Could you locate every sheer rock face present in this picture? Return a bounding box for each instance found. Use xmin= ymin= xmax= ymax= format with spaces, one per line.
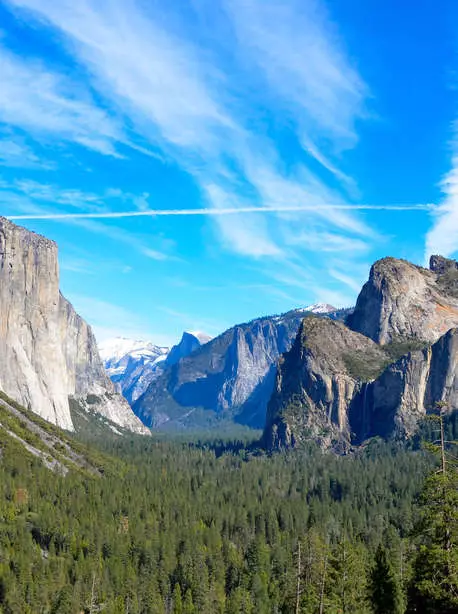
xmin=134 ymin=310 xmax=309 ymax=429
xmin=347 ymin=257 xmax=458 ymax=345
xmin=353 ymin=327 xmax=458 ymax=442
xmin=0 ymin=217 xmax=149 ymax=434
xmin=263 ymin=317 xmax=387 ymax=451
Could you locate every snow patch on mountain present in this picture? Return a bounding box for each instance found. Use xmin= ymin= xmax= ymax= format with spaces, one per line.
xmin=304 ymin=303 xmax=338 ymax=314
xmin=99 ymin=337 xmax=170 ymax=404
xmin=99 ymin=338 xmax=168 ymax=363
xmin=99 ymin=332 xmax=212 ymax=406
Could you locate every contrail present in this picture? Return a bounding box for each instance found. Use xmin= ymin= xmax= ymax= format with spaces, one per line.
xmin=6 ymin=203 xmax=434 ymax=221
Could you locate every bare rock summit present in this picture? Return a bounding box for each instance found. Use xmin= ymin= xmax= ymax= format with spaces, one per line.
xmin=348 ymin=256 xmax=458 ymax=344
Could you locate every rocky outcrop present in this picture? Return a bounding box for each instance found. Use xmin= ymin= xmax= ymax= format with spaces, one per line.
xmin=263 ymin=317 xmax=387 ymax=451
xmin=348 ymin=257 xmax=458 ymax=344
xmin=429 ymin=254 xmax=458 ymax=275
xmin=0 ymin=217 xmax=148 ymax=434
xmin=265 ymin=256 xmax=458 ymax=451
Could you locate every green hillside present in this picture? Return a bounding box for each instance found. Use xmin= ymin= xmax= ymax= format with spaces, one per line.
xmin=0 ymin=395 xmax=457 ymax=613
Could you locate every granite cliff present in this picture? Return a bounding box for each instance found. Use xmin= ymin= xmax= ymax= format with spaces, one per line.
xmin=263 ymin=316 xmax=387 ymax=451
xmin=134 ymin=307 xmax=350 ymax=429
xmin=0 ymin=217 xmax=148 ymax=434
xmin=348 ymin=256 xmax=458 ymax=344
xmin=264 ymin=256 xmax=458 ymax=451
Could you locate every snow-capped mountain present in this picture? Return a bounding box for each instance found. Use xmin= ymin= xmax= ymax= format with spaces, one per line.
xmin=304 ymin=302 xmax=338 ymax=314
xmin=99 ymin=332 xmax=212 ymax=406
xmin=99 ymin=338 xmax=170 ymax=404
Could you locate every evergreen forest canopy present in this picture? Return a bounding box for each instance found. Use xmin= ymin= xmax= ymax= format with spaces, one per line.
xmin=0 ymin=400 xmax=457 ymax=614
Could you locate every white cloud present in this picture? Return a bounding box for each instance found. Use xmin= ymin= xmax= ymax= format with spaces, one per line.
xmin=425 ymin=156 xmax=458 ymax=260
xmin=13 ymin=179 xmax=104 ymax=211
xmin=0 ymin=43 xmax=125 ymax=156
xmin=4 ymin=0 xmax=387 ymax=301
xmin=7 ymin=0 xmax=233 ymax=155
xmin=225 ymin=0 xmax=367 ymax=150
xmin=328 ymin=268 xmax=363 ymax=293
xmin=0 ymin=137 xmax=55 ymax=169
xmin=0 ymin=179 xmax=172 ymax=260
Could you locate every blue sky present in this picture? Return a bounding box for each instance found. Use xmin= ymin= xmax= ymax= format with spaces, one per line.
xmin=1 ymin=0 xmax=458 ymax=345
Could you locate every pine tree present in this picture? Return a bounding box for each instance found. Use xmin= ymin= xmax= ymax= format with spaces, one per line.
xmin=328 ymin=538 xmax=370 ymax=613
xmin=406 ymin=408 xmax=458 ymax=613
xmin=183 ymin=589 xmax=196 ymax=614
xmin=172 ymin=583 xmax=183 ymax=614
xmin=369 ymin=545 xmax=402 ymax=614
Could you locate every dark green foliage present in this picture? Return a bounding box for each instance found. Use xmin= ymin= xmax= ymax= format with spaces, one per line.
xmin=343 ymin=352 xmax=387 ymax=381
xmin=343 ymin=338 xmax=430 ymax=382
xmin=369 ymin=545 xmax=402 ymax=614
xmin=406 ymin=413 xmax=458 ymax=613
xmin=3 ymin=392 xmax=454 ymax=613
xmin=0 ymin=421 xmax=433 ymax=613
xmin=436 ymin=268 xmax=458 ymax=298
xmin=383 ymin=338 xmax=430 ymax=362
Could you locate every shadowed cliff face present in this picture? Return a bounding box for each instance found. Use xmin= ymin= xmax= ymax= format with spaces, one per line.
xmin=263 ymin=317 xmax=387 ymax=451
xmin=351 ymin=327 xmax=458 ymax=443
xmin=264 ymin=256 xmax=458 ymax=451
xmin=0 ymin=217 xmax=149 ymax=435
xmin=134 ymin=310 xmax=315 ymax=429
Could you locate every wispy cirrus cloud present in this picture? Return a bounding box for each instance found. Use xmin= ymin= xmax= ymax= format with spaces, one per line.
xmin=328 ymin=268 xmax=365 ymax=293
xmin=0 ymin=178 xmax=172 ymax=260
xmin=4 ymin=0 xmax=379 ymax=296
xmin=0 ymin=42 xmax=126 ymax=157
xmin=225 ymin=0 xmax=367 ymax=150
xmin=0 ymin=137 xmax=55 ymax=169
xmin=6 ymin=0 xmax=233 ymax=156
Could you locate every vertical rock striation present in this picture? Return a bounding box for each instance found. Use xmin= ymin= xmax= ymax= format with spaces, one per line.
xmin=0 ymin=217 xmax=149 ymax=434
xmin=263 ymin=317 xmax=387 ymax=451
xmin=353 ymin=327 xmax=458 ymax=442
xmin=134 ymin=309 xmax=312 ymax=428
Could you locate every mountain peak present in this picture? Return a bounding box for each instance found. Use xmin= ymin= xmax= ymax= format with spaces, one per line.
xmin=348 ymin=256 xmax=458 ymax=344
xmin=185 ymin=330 xmax=212 ymax=344
xmin=304 ymin=302 xmax=337 ymax=314
xmin=165 ymin=330 xmax=211 ymax=367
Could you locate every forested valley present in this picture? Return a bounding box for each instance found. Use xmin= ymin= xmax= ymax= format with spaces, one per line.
xmin=1 ymin=409 xmax=457 ymax=614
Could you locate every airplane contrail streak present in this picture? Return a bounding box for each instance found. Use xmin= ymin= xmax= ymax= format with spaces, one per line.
xmin=6 ymin=203 xmax=435 ymax=221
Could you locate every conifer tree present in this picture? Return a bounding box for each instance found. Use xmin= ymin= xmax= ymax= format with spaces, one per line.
xmin=369 ymin=544 xmax=402 ymax=614
xmin=406 ymin=407 xmax=458 ymax=613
